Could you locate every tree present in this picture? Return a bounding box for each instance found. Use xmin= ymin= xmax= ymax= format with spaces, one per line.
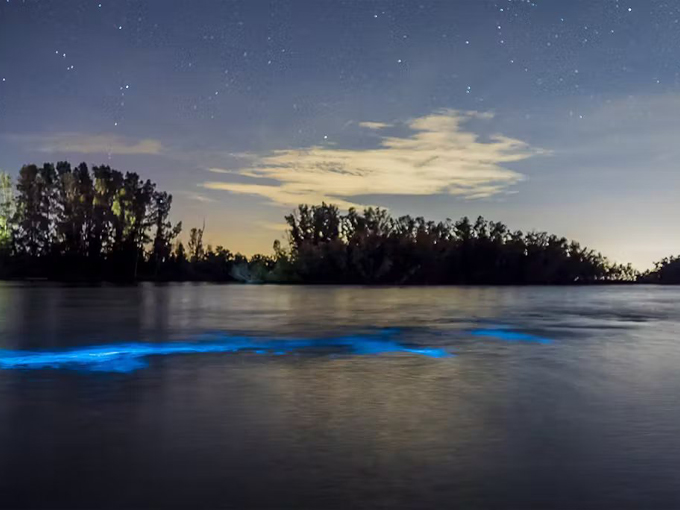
xmin=55 ymin=161 xmax=94 ymax=257
xmin=188 ymin=224 xmax=205 ymax=263
xmin=0 ymin=171 xmax=14 ymax=253
xmin=175 ymin=240 xmax=187 ymax=265
xmin=149 ymin=191 xmax=182 ymax=275
xmin=642 ymin=256 xmax=680 ymax=284
xmin=0 ymin=163 xmax=655 ymax=284
xmin=90 ymin=165 xmax=123 ymax=259
xmin=13 ymin=164 xmax=55 ymax=256
xmin=275 ymin=204 xmax=629 ymax=285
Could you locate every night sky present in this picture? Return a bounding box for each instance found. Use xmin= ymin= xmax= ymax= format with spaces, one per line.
xmin=1 ymin=0 xmax=679 ymax=268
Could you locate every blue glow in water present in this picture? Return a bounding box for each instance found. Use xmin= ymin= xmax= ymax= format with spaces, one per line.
xmin=0 ymin=333 xmax=453 ymax=373
xmin=470 ymin=328 xmax=551 ymax=344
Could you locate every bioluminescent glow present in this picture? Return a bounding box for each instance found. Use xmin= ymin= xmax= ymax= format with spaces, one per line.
xmin=470 ymin=328 xmax=552 ymax=344
xmin=0 ymin=333 xmax=452 ymax=373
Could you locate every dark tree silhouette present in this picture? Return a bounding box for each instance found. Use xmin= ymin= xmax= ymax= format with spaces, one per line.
xmin=279 ymin=203 xmax=640 ymax=285
xmin=640 ymin=256 xmax=680 ymax=284
xmin=0 ymin=162 xmax=669 ymax=284
xmin=149 ymin=191 xmax=182 ymax=277
xmin=0 ymin=171 xmax=13 ymax=255
xmin=188 ymin=225 xmax=205 ymax=263
xmin=13 ymin=164 xmax=54 ymax=256
xmin=55 ymin=161 xmax=92 ymax=257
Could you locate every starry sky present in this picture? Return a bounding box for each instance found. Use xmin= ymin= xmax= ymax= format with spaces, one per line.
xmin=1 ymin=0 xmax=679 ymax=268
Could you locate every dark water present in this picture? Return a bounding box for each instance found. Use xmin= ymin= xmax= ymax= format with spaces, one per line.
xmin=1 ymin=283 xmax=679 ymax=509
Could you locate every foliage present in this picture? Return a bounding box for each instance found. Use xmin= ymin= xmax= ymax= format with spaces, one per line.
xmin=640 ymin=256 xmax=680 ymax=284
xmin=0 ymin=162 xmax=672 ymax=285
xmin=275 ymin=203 xmax=640 ymax=285
xmin=0 ymin=171 xmax=14 ymax=254
xmin=2 ymin=162 xmax=185 ymax=281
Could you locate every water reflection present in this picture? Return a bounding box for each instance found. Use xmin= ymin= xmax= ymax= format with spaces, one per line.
xmin=1 ymin=283 xmax=680 ymax=508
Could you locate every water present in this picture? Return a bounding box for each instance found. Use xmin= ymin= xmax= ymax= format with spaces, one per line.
xmin=0 ymin=283 xmax=679 ymax=509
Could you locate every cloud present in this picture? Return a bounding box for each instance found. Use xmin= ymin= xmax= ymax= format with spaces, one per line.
xmin=359 ymin=121 xmax=393 ymax=130
xmin=206 ymin=167 xmax=269 ymax=179
xmin=9 ymin=133 xmax=164 ymax=155
xmin=201 ymin=109 xmax=545 ymax=207
xmin=255 ymin=220 xmax=289 ymax=232
xmin=175 ymin=191 xmax=215 ymax=203
xmin=227 ymin=152 xmax=258 ymax=160
xmin=202 ymin=183 xmax=360 ymax=209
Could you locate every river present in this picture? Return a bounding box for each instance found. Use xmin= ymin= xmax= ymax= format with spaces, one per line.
xmin=0 ymin=283 xmax=679 ymax=509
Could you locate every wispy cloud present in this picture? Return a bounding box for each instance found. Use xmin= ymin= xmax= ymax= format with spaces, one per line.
xmin=175 ymin=191 xmax=215 ymax=203
xmin=359 ymin=121 xmax=393 ymax=130
xmin=201 ymin=109 xmax=544 ymax=207
xmin=9 ymin=133 xmax=164 ymax=155
xmin=207 ymin=167 xmax=267 ymax=179
xmin=255 ymin=220 xmax=289 ymax=232
xmin=227 ymin=152 xmax=259 ymax=160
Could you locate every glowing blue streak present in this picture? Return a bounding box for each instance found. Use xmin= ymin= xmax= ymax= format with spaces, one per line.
xmin=0 ymin=334 xmax=453 ymax=373
xmin=470 ymin=328 xmax=551 ymax=344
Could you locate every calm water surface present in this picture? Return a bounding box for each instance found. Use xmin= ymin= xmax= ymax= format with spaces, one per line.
xmin=0 ymin=283 xmax=679 ymax=509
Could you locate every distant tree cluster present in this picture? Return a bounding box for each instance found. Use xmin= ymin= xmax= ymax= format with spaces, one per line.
xmin=639 ymin=256 xmax=680 ymax=284
xmin=0 ymin=162 xmax=187 ymax=280
xmin=273 ymin=203 xmax=639 ymax=284
xmin=0 ymin=163 xmax=270 ymax=282
xmin=0 ymin=162 xmax=678 ymax=284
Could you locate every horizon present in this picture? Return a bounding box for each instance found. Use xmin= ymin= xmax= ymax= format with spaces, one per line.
xmin=0 ymin=160 xmax=665 ymax=271
xmin=2 ymin=1 xmax=679 ymax=270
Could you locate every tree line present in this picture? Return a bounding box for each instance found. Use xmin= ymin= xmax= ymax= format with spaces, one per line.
xmin=0 ymin=162 xmax=677 ymax=284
